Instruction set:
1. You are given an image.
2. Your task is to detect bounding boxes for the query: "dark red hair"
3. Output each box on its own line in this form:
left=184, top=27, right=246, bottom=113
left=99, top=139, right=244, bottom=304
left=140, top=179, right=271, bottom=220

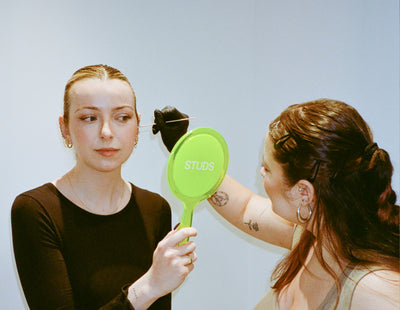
left=268, top=99, right=399, bottom=294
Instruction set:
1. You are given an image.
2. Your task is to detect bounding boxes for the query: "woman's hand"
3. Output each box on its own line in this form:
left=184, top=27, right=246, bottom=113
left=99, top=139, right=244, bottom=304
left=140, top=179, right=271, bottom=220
left=152, top=106, right=189, bottom=152
left=128, top=227, right=197, bottom=309
left=147, top=227, right=198, bottom=295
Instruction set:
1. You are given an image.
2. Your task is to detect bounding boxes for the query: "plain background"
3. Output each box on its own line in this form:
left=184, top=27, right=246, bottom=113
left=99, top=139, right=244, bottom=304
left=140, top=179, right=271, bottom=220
left=1, top=1, right=398, bottom=309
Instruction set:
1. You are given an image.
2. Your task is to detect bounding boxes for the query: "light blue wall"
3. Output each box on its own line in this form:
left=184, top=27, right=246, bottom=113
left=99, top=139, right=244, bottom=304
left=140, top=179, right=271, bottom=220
left=1, top=1, right=398, bottom=309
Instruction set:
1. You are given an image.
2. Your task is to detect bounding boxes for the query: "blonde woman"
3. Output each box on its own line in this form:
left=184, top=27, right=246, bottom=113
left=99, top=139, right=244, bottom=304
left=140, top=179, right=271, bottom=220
left=12, top=65, right=197, bottom=310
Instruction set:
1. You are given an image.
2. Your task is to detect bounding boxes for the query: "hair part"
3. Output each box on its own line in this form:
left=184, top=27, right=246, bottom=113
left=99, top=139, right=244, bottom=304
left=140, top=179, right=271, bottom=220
left=63, top=64, right=138, bottom=124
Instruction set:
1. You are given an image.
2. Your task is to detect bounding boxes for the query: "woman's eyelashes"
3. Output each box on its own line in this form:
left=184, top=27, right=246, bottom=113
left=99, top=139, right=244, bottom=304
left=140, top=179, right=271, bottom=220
left=116, top=114, right=132, bottom=122
left=78, top=114, right=133, bottom=123
left=260, top=163, right=270, bottom=176
left=80, top=115, right=97, bottom=122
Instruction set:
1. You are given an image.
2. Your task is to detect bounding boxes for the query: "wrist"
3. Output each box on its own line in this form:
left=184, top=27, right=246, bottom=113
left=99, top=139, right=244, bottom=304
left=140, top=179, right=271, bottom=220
left=127, top=271, right=160, bottom=310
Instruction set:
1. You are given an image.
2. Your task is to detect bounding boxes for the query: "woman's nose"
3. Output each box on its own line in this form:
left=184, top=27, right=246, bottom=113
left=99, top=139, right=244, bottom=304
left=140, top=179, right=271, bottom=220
left=100, top=121, right=113, bottom=139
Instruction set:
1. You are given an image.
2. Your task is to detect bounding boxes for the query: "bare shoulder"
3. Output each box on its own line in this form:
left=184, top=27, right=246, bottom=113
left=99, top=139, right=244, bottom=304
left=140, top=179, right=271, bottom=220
left=351, top=269, right=400, bottom=310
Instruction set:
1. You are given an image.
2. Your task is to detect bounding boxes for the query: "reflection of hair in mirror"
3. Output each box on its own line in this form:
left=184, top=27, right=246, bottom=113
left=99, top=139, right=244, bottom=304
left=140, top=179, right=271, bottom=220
left=268, top=98, right=399, bottom=297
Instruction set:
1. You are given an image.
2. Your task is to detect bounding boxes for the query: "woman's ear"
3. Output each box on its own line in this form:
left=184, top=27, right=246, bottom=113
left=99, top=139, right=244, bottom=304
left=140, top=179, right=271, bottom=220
left=59, top=116, right=70, bottom=141
left=291, top=179, right=316, bottom=206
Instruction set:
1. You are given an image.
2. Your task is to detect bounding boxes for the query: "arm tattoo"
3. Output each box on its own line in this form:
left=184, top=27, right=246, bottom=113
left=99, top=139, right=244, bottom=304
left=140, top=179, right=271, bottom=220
left=244, top=219, right=259, bottom=232
left=210, top=191, right=229, bottom=207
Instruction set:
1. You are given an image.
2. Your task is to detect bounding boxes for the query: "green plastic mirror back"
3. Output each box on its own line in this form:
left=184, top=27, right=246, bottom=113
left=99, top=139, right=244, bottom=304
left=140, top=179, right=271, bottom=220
left=167, top=127, right=229, bottom=230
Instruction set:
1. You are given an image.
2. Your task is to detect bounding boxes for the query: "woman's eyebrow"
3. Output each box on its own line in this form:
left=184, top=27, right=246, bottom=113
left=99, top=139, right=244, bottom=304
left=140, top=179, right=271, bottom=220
left=113, top=105, right=134, bottom=111
left=74, top=106, right=99, bottom=113
left=74, top=105, right=134, bottom=113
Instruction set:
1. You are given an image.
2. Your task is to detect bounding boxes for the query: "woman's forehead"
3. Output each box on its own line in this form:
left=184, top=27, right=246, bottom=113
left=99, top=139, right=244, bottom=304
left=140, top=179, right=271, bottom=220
left=69, top=79, right=135, bottom=106
left=70, top=78, right=131, bottom=94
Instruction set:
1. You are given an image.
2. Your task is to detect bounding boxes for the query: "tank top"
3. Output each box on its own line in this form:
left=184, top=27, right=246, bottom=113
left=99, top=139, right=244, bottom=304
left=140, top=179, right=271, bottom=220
left=253, top=226, right=385, bottom=310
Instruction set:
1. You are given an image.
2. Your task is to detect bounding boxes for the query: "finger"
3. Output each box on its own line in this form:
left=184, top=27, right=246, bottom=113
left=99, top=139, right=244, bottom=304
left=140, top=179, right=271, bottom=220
left=183, top=254, right=193, bottom=266
left=152, top=109, right=164, bottom=134
left=160, top=106, right=175, bottom=114
left=186, top=262, right=195, bottom=273
left=162, top=107, right=189, bottom=122
left=165, top=227, right=197, bottom=246
left=184, top=250, right=198, bottom=264
left=175, top=241, right=196, bottom=256
left=189, top=251, right=198, bottom=263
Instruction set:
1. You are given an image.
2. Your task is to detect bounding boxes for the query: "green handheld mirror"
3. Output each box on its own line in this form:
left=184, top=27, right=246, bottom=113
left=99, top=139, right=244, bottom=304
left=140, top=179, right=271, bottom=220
left=167, top=127, right=229, bottom=234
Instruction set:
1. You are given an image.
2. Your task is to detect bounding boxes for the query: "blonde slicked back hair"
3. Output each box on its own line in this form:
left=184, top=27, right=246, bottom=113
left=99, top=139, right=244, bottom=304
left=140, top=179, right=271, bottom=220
left=63, top=64, right=138, bottom=124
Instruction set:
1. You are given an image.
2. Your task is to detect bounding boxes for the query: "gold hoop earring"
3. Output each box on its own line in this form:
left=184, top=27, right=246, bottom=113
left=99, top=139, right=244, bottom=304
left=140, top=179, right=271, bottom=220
left=297, top=201, right=312, bottom=223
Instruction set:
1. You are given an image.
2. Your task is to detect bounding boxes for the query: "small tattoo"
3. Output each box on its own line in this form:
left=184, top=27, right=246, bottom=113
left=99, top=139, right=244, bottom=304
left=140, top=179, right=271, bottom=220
left=244, top=219, right=259, bottom=232
left=210, top=191, right=229, bottom=207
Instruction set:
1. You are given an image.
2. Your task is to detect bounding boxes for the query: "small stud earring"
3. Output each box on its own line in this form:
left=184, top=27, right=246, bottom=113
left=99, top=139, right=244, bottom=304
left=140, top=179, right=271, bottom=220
left=65, top=140, right=73, bottom=148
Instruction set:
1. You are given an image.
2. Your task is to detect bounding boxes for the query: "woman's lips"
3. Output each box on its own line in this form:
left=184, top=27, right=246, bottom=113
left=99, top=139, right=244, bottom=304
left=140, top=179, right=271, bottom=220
left=96, top=148, right=119, bottom=157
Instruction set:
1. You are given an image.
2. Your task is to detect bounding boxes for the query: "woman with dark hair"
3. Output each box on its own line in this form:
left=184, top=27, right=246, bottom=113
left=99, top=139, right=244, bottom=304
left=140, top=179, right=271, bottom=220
left=155, top=99, right=399, bottom=309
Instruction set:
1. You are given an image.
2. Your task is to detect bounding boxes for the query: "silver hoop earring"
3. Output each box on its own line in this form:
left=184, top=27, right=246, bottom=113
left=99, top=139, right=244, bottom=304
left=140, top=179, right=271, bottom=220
left=297, top=202, right=312, bottom=223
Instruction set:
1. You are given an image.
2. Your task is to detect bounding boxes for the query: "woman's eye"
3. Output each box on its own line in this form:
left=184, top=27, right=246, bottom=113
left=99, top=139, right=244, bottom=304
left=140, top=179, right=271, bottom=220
left=80, top=116, right=97, bottom=122
left=116, top=114, right=132, bottom=122
left=261, top=163, right=270, bottom=173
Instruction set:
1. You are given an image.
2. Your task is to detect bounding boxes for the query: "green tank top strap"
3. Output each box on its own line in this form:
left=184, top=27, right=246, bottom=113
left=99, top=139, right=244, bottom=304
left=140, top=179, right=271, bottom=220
left=316, top=265, right=386, bottom=310
left=335, top=265, right=385, bottom=309
left=291, top=224, right=302, bottom=248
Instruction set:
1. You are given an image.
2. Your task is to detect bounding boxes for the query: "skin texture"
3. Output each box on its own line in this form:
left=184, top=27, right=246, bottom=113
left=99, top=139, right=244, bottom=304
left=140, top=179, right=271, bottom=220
left=260, top=135, right=315, bottom=225
left=62, top=78, right=138, bottom=174
left=56, top=77, right=198, bottom=309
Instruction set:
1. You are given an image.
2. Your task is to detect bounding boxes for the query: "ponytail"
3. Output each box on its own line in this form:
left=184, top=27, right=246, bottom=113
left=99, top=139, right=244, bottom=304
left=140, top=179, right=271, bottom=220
left=367, top=148, right=400, bottom=228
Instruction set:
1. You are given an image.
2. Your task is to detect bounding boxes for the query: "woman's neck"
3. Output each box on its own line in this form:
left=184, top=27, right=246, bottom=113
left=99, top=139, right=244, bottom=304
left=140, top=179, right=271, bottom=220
left=57, top=165, right=131, bottom=215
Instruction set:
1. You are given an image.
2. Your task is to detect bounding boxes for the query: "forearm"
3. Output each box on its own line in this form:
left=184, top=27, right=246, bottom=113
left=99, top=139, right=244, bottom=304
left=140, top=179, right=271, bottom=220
left=208, top=175, right=293, bottom=248
left=208, top=175, right=255, bottom=226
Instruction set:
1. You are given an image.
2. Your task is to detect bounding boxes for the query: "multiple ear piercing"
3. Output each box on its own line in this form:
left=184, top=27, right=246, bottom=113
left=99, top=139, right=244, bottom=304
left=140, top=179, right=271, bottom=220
left=297, top=186, right=313, bottom=223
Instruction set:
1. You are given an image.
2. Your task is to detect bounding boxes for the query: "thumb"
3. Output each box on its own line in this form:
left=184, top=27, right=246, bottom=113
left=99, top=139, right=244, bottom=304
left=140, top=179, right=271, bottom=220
left=152, top=109, right=165, bottom=134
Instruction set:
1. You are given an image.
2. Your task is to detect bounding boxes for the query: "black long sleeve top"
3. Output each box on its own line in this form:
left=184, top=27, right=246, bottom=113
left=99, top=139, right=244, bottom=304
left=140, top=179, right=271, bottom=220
left=11, top=183, right=171, bottom=310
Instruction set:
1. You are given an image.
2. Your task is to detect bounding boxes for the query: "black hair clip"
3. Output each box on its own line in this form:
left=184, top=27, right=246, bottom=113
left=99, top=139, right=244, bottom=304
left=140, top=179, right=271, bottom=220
left=308, top=160, right=320, bottom=183
left=274, top=134, right=291, bottom=149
